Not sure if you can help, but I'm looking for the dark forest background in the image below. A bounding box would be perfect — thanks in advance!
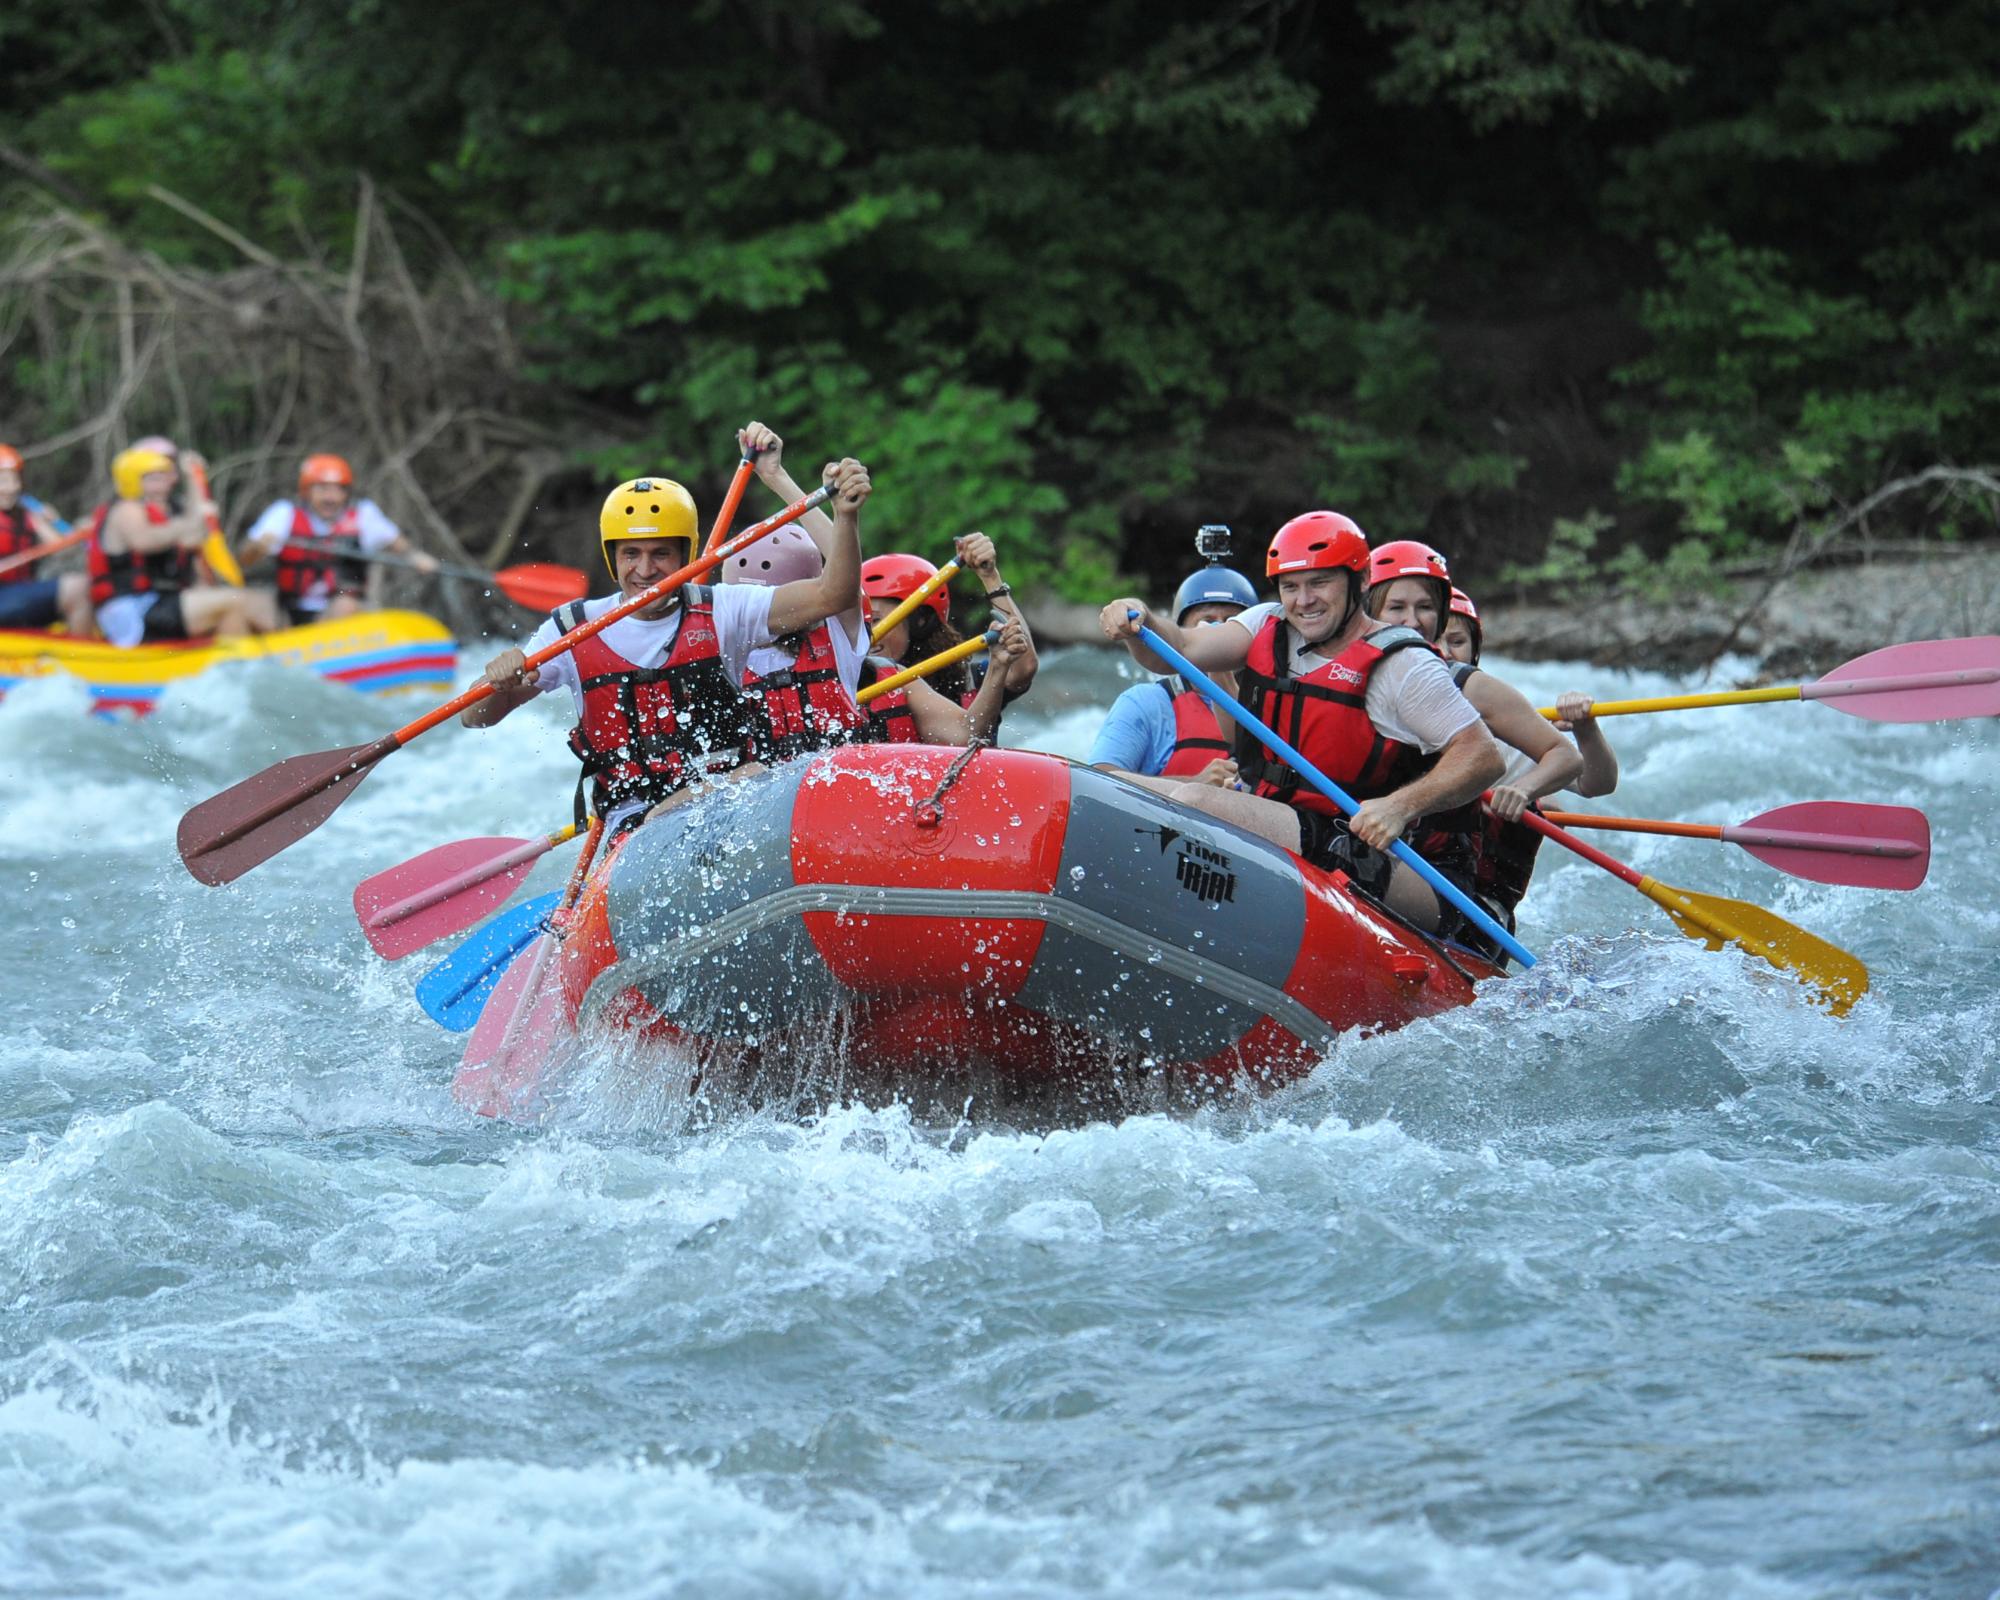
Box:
[3,0,1998,608]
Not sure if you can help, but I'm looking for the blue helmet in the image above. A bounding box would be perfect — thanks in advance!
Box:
[1172,565,1258,625]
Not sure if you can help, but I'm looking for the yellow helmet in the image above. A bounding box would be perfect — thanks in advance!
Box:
[598,477,698,578]
[112,447,176,502]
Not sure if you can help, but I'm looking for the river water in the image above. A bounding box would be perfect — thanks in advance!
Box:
[3,643,1996,1598]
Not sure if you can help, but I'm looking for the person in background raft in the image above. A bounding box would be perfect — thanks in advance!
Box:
[0,444,94,634]
[860,531,1039,710]
[1100,511,1504,937]
[464,456,872,835]
[1088,528,1258,784]
[240,453,439,623]
[89,447,279,646]
[722,422,1029,751]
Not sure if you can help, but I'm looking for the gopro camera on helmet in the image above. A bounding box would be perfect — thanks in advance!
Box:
[1194,524,1232,564]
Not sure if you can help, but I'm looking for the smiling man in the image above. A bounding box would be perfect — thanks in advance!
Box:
[1099,510,1502,936]
[464,457,870,833]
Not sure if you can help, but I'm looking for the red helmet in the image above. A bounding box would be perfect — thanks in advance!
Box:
[1265,512,1369,578]
[299,453,354,493]
[1448,587,1479,624]
[0,444,22,472]
[860,552,950,621]
[1365,539,1450,589]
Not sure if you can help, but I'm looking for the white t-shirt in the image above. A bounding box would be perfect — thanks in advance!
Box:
[1229,603,1481,753]
[523,584,784,714]
[247,497,401,612]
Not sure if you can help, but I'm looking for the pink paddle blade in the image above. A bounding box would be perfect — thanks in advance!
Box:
[1723,801,1931,891]
[1804,636,2000,723]
[453,936,569,1119]
[354,835,542,959]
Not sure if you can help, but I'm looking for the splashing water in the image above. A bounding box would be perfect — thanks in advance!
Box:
[2,645,1996,1597]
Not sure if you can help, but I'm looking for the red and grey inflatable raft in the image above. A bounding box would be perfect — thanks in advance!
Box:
[465,744,1499,1113]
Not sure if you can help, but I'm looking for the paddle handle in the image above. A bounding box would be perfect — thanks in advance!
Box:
[856,628,994,704]
[701,450,760,558]
[1539,685,1802,719]
[0,523,89,578]
[1137,622,1534,968]
[1540,811,1723,842]
[386,482,832,748]
[1512,806,1645,888]
[869,561,960,643]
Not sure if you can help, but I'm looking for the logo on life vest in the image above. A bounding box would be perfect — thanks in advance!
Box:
[1324,664,1366,688]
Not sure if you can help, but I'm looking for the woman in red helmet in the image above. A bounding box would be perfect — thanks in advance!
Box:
[241,453,439,624]
[861,533,1039,709]
[1100,511,1504,935]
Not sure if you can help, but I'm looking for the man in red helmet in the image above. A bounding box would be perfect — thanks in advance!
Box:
[1100,511,1504,935]
[241,453,438,624]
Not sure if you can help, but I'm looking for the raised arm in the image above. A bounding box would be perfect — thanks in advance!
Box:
[105,498,208,555]
[957,532,1038,694]
[739,421,857,634]
[765,458,868,639]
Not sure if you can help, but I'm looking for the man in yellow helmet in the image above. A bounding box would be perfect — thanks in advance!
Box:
[87,447,279,646]
[463,444,871,833]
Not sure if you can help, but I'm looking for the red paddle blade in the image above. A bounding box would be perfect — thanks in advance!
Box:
[454,936,567,1118]
[354,835,538,959]
[494,563,589,611]
[1724,801,1931,891]
[178,737,394,885]
[1805,636,2000,722]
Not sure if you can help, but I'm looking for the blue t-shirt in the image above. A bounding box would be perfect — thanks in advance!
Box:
[1086,679,1178,775]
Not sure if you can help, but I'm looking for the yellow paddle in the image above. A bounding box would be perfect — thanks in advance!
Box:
[856,628,992,704]
[184,456,245,587]
[1518,805,1868,1015]
[868,560,959,644]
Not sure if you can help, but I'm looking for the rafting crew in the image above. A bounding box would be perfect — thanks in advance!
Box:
[240,453,440,623]
[1089,529,1259,784]
[465,450,873,833]
[0,443,94,634]
[88,446,280,646]
[861,533,1039,718]
[1100,511,1506,937]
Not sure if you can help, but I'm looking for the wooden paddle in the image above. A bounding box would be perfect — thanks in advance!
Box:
[1540,636,2000,724]
[177,479,833,885]
[0,524,89,580]
[855,627,996,704]
[1518,807,1868,1015]
[869,560,959,644]
[354,819,588,959]
[1538,801,1930,891]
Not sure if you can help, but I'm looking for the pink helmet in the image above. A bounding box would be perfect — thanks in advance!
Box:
[723,522,823,587]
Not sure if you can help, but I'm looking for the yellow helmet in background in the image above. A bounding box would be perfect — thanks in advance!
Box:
[112,447,176,502]
[598,477,698,578]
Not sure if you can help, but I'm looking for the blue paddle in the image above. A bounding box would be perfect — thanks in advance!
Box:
[414,891,560,1031]
[1134,618,1536,968]
[21,495,74,535]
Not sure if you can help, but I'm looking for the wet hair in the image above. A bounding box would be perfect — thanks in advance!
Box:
[1364,575,1449,636]
[902,605,969,700]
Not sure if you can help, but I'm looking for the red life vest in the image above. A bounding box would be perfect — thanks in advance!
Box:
[855,657,920,744]
[1234,618,1435,816]
[86,502,193,607]
[274,502,368,601]
[740,621,867,761]
[1158,679,1232,777]
[0,503,38,586]
[1450,661,1542,914]
[558,590,757,811]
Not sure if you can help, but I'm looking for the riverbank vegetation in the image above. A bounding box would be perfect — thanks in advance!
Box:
[4,0,1997,599]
